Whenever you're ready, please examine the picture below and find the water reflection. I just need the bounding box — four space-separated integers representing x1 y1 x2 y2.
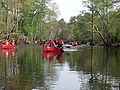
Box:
62 46 120 90
42 52 63 63
0 48 19 90
0 46 119 90
2 48 16 59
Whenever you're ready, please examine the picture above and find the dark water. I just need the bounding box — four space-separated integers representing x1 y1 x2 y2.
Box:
0 45 120 90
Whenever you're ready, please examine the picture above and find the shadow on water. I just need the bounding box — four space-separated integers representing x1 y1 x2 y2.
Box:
0 45 119 90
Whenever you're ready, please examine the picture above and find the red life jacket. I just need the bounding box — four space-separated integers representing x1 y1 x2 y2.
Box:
57 40 64 45
3 40 8 45
49 41 55 47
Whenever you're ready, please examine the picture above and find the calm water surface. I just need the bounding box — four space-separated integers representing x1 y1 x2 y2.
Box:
0 45 120 90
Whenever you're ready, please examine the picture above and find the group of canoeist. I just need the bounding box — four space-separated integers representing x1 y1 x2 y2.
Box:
2 38 91 49
44 39 64 48
68 41 79 46
2 39 16 46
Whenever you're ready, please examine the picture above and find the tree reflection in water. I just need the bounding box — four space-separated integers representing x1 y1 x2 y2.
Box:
1 48 19 90
0 46 119 90
88 46 120 89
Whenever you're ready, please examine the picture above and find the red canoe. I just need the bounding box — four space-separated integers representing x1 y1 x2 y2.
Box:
42 45 63 52
1 44 15 49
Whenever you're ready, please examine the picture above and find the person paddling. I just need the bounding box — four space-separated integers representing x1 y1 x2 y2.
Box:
57 39 64 48
3 39 9 45
48 39 56 47
11 39 16 46
72 41 78 46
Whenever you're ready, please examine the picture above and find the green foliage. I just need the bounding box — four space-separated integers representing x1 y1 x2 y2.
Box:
59 0 120 45
0 0 120 45
0 0 59 41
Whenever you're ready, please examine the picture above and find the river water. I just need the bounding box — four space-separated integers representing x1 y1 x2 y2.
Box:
0 45 120 90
